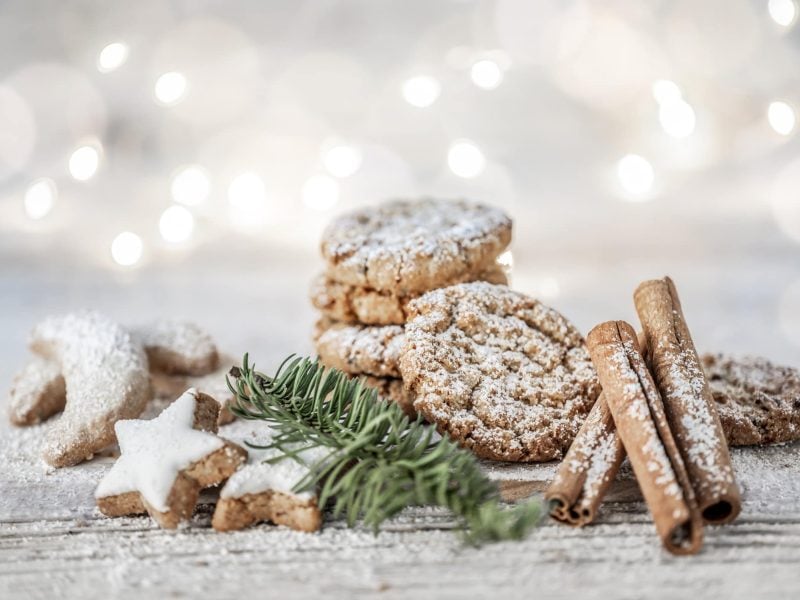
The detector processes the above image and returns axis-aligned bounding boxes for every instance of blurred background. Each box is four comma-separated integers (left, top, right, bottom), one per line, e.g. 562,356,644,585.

0,0,799,386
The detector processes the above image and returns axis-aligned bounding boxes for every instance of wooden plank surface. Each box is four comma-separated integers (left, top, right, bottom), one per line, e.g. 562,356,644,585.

1,409,799,599
1,257,799,599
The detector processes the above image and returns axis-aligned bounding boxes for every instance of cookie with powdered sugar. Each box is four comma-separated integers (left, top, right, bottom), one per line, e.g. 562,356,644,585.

400,282,600,462
320,198,511,295
213,419,325,532
702,353,800,446
29,311,152,468
310,262,509,326
135,319,218,376
96,388,246,529
314,320,404,378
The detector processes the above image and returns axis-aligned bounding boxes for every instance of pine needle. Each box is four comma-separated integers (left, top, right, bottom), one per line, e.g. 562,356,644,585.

227,354,541,544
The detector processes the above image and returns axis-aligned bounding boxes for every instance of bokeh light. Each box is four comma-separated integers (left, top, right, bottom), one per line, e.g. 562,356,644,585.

68,145,100,181
227,171,267,232
447,140,485,178
111,232,143,266
97,42,129,73
767,101,795,135
768,0,798,27
23,178,56,220
154,72,187,106
659,98,696,138
322,144,362,178
302,174,340,211
0,85,36,182
159,205,194,243
470,60,503,90
617,154,654,197
651,80,683,104
170,165,210,206
402,76,441,108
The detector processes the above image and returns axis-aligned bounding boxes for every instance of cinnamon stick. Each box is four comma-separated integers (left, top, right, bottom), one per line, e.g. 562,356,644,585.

586,320,703,555
634,277,741,525
546,394,625,526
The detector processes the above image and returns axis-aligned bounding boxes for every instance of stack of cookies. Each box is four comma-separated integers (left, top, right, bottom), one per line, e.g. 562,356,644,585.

310,198,513,415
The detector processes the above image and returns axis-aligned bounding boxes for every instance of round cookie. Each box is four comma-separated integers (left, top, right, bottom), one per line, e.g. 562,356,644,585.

311,263,509,326
135,319,218,376
400,282,600,462
314,321,404,378
702,353,800,446
320,198,512,294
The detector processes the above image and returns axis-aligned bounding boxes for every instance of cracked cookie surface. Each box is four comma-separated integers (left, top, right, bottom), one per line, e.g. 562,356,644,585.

311,263,509,326
702,353,800,446
400,282,600,462
320,198,511,294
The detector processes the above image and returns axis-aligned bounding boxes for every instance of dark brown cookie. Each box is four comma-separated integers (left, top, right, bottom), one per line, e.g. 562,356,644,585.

702,353,800,446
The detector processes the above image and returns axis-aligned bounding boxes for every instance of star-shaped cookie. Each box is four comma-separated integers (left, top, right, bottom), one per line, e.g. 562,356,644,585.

212,420,327,532
95,388,247,529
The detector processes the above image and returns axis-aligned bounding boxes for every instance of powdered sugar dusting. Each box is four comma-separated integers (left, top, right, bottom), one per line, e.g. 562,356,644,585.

7,357,64,424
95,389,224,512
321,198,512,293
30,310,150,466
702,353,800,446
401,282,600,462
219,419,329,500
315,322,405,378
135,319,218,374
605,337,684,501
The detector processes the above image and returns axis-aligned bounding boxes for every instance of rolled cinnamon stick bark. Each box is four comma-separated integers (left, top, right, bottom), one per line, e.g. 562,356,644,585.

586,320,703,555
634,277,741,525
546,394,625,526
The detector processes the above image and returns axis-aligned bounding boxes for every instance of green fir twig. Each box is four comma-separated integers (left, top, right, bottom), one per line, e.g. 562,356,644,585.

227,354,541,544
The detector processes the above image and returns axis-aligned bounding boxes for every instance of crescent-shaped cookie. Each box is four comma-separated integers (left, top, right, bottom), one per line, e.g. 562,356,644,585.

30,311,151,468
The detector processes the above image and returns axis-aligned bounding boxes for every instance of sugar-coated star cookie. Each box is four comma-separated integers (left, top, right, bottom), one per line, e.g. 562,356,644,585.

30,311,152,468
95,388,247,529
149,353,238,425
212,420,327,532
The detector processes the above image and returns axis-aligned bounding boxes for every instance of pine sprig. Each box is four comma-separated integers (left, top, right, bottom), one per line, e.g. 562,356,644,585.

227,354,541,544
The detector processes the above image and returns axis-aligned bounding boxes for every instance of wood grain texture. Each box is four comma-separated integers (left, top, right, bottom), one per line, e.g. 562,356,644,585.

1,265,799,599
1,415,799,600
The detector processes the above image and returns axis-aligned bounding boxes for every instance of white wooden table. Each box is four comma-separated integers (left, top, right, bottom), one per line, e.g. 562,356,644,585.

1,245,799,599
